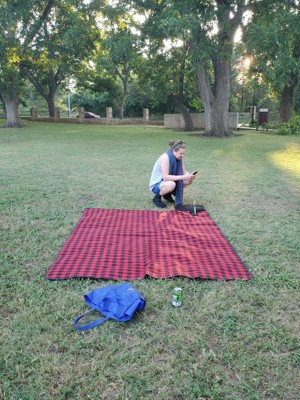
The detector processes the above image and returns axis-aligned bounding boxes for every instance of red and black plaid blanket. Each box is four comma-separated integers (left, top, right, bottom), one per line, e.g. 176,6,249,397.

46,208,253,281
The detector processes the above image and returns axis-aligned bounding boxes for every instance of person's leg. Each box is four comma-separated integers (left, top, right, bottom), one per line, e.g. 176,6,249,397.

159,181,176,203
152,181,175,208
152,181,166,208
159,181,176,196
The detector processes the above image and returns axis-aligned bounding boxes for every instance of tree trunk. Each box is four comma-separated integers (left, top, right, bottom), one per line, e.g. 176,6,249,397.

172,95,194,131
114,66,131,119
0,93,7,118
119,93,126,119
46,95,56,118
47,69,58,117
119,74,129,119
114,97,125,119
0,85,24,128
196,60,232,137
279,75,298,122
115,85,127,119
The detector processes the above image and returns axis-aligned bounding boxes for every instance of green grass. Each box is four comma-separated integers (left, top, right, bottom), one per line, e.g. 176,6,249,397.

1,121,299,400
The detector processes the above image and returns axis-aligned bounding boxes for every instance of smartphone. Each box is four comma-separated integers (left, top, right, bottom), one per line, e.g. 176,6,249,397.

192,171,198,175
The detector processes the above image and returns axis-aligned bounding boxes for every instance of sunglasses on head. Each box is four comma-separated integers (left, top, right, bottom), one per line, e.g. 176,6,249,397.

173,140,185,147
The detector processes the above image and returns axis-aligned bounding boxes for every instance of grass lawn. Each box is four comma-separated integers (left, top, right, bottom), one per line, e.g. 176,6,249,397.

1,121,299,400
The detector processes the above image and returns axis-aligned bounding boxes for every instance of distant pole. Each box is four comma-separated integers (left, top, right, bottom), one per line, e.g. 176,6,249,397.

68,94,71,117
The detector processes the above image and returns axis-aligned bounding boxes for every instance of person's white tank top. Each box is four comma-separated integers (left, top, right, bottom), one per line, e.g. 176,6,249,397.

149,155,163,191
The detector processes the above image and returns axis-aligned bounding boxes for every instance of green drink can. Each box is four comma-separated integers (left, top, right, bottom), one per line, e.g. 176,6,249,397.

172,287,182,307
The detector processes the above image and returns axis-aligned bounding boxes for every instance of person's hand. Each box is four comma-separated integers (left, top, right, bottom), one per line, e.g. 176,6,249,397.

184,172,195,182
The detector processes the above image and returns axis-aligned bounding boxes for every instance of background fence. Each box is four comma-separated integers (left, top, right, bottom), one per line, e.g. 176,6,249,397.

1,109,281,128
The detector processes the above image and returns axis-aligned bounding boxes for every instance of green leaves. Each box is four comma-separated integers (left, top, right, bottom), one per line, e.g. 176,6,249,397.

246,2,300,92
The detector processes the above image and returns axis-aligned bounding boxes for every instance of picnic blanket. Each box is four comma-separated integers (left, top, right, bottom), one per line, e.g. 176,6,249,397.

45,208,253,281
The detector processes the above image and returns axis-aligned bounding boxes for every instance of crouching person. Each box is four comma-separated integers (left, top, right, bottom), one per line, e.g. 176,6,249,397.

149,140,195,209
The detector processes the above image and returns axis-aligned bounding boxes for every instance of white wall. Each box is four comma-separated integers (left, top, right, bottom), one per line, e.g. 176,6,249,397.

164,113,240,129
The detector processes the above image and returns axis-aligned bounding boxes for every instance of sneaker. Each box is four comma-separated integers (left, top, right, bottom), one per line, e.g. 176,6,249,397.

163,193,175,203
153,195,166,208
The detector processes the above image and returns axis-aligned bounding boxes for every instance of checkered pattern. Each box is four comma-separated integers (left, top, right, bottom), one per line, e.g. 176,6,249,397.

46,208,253,281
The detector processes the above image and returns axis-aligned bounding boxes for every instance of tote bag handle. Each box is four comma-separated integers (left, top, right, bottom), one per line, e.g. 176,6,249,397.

74,309,109,331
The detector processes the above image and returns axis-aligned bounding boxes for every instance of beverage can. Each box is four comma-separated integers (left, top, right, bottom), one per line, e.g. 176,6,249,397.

172,287,182,307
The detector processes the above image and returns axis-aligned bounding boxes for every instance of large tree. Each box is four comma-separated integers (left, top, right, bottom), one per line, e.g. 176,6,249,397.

180,0,247,136
245,0,300,121
19,0,101,117
0,0,55,127
119,0,250,137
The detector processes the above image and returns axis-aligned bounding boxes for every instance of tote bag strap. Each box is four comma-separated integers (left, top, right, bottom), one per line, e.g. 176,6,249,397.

74,309,109,331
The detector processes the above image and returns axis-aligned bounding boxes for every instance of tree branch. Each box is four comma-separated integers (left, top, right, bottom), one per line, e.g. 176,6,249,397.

22,0,55,50
20,65,49,100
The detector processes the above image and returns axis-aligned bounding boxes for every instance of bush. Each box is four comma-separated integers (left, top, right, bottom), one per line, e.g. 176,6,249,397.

277,116,300,135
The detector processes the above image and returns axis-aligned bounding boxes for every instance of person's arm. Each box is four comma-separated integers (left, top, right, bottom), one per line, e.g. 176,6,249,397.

160,153,193,182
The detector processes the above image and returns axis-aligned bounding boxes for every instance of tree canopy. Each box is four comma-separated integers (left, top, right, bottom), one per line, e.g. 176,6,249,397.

1,0,300,133
246,0,300,121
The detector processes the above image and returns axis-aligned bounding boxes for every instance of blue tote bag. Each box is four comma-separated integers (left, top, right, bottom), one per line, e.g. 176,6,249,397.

74,283,146,331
